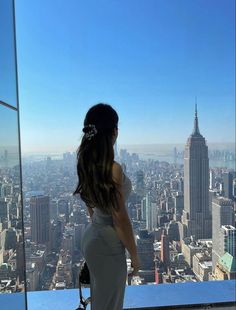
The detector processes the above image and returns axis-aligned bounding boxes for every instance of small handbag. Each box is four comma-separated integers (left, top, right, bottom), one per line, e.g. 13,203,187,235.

75,260,91,310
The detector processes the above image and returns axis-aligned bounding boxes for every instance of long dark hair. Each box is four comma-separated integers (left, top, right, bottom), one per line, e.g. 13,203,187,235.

74,103,120,214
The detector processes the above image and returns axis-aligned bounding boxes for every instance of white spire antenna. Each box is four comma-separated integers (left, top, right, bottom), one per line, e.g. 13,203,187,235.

195,96,198,117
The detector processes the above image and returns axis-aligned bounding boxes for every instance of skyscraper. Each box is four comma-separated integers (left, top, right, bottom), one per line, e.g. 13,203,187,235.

222,172,233,200
212,197,234,271
181,105,212,240
160,229,170,270
209,169,215,190
174,193,184,218
142,192,158,231
219,225,236,258
30,195,50,244
135,170,145,197
233,178,236,198
136,229,155,283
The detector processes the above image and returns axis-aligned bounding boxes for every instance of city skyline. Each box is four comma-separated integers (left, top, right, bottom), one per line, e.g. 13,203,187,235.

1,0,236,299
1,117,235,291
7,110,236,155
15,0,235,153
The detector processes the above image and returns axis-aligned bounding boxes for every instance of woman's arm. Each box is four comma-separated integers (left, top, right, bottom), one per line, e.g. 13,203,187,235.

111,162,140,275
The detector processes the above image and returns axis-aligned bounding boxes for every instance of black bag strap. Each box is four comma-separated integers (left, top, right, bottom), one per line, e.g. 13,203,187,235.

75,275,91,309
79,279,85,307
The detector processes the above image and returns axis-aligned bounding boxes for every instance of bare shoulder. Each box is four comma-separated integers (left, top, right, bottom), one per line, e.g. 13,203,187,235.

112,161,123,184
112,161,122,173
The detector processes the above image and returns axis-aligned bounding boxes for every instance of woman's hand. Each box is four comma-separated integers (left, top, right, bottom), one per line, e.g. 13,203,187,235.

129,254,141,277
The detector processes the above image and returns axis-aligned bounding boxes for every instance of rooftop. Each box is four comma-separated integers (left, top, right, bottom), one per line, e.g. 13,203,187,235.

219,253,236,272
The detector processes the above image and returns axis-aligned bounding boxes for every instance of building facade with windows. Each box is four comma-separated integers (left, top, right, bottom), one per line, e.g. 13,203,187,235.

181,106,212,240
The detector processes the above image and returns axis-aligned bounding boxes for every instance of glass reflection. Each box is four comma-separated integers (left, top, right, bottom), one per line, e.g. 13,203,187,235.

0,104,25,298
0,0,17,108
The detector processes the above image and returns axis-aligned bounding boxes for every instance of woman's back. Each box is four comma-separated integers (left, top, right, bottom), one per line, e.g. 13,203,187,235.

75,103,139,309
92,171,132,225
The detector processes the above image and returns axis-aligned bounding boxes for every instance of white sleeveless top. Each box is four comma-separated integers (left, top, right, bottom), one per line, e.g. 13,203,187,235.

92,172,132,225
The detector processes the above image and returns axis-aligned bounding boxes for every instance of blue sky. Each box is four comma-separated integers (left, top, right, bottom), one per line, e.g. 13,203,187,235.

15,0,235,154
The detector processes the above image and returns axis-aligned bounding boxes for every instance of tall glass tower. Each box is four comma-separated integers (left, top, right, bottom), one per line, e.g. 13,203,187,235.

181,105,212,240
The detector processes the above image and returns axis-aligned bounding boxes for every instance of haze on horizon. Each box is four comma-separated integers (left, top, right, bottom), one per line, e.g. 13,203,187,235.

18,141,235,157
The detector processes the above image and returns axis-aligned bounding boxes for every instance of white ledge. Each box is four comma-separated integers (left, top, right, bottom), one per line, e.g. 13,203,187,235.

0,280,235,310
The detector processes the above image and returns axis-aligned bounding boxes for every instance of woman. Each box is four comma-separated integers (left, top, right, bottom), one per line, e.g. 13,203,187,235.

74,103,140,310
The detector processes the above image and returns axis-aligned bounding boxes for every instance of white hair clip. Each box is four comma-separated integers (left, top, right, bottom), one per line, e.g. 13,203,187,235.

84,124,98,140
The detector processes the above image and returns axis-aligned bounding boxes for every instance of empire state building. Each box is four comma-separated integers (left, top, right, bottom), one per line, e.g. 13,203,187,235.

181,105,212,240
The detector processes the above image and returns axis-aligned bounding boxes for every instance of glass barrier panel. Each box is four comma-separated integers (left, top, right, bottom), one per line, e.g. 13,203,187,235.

0,103,26,310
0,0,17,108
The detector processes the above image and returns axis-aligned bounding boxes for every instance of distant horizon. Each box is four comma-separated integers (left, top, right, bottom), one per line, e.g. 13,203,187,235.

17,141,236,170
1,141,235,156
16,141,235,156
1,142,234,170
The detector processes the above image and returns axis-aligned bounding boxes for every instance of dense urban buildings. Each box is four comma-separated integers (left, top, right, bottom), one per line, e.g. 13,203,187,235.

13,106,234,290
1,109,235,292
